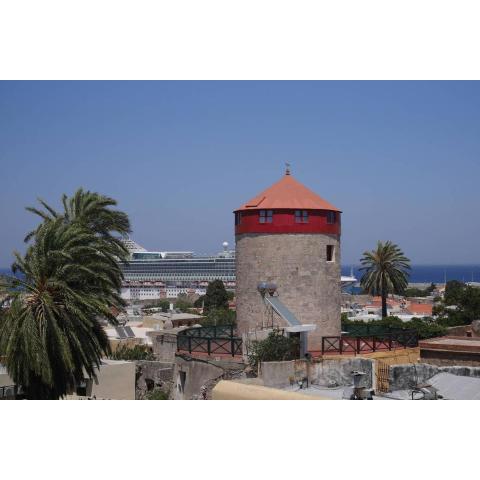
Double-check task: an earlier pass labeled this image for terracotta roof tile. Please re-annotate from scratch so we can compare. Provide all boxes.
[235,173,340,212]
[407,303,433,315]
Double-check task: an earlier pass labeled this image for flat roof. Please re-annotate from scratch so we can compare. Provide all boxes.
[420,336,480,353]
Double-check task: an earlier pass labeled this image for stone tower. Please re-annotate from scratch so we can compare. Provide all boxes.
[234,168,341,352]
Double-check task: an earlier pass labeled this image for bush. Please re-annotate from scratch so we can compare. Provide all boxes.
[110,344,155,361]
[342,316,447,340]
[247,330,299,371]
[143,299,170,312]
[144,389,169,400]
[174,300,192,312]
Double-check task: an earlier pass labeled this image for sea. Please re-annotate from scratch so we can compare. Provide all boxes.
[2,265,480,285]
[341,265,480,285]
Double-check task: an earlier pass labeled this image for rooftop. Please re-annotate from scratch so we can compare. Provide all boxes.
[420,336,480,352]
[235,172,340,212]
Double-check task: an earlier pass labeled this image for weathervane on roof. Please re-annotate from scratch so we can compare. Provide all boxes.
[285,162,291,175]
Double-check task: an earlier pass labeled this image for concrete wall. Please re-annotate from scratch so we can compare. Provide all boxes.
[236,232,341,352]
[258,358,372,389]
[172,355,246,400]
[89,361,136,400]
[1,367,16,398]
[312,358,372,388]
[2,361,136,400]
[260,360,308,388]
[172,356,225,400]
[0,366,14,388]
[388,363,480,391]
[150,332,179,362]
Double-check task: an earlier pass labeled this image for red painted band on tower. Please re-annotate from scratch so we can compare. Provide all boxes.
[235,209,341,235]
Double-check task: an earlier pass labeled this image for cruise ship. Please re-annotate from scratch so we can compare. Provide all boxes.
[120,239,236,301]
[120,238,357,301]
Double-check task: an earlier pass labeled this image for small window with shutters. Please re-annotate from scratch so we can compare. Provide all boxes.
[295,210,308,223]
[327,211,336,224]
[259,210,273,223]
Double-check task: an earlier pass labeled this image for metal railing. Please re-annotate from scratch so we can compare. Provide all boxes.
[177,325,242,357]
[178,325,235,339]
[322,330,418,355]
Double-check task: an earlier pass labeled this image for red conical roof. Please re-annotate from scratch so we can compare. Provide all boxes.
[235,173,340,212]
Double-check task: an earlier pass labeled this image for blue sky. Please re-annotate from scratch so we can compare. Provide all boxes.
[1,81,479,266]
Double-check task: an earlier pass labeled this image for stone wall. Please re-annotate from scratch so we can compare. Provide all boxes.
[172,355,245,400]
[236,232,341,352]
[388,363,480,391]
[259,358,373,389]
[135,360,174,399]
[312,358,373,388]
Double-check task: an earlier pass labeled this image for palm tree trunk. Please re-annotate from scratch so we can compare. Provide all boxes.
[381,285,388,318]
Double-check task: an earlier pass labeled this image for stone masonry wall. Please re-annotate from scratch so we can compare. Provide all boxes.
[259,358,373,389]
[135,360,174,399]
[236,232,341,351]
[388,363,480,391]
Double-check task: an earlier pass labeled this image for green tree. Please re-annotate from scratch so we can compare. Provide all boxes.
[404,287,430,298]
[359,241,411,318]
[341,316,446,340]
[435,284,480,326]
[174,293,193,312]
[194,295,205,308]
[0,190,130,399]
[25,188,130,249]
[444,280,466,306]
[204,280,229,313]
[200,308,236,327]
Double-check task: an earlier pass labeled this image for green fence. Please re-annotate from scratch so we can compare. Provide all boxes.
[341,323,411,337]
[177,324,242,357]
[178,325,236,339]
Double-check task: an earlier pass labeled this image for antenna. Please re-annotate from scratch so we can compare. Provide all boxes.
[285,162,291,175]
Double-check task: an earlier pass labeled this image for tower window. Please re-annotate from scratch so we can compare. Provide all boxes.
[327,211,336,224]
[259,210,273,223]
[295,210,308,223]
[235,212,242,225]
[326,245,335,262]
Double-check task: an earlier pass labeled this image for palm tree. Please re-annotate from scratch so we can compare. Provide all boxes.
[0,190,131,399]
[25,188,131,262]
[359,241,411,318]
